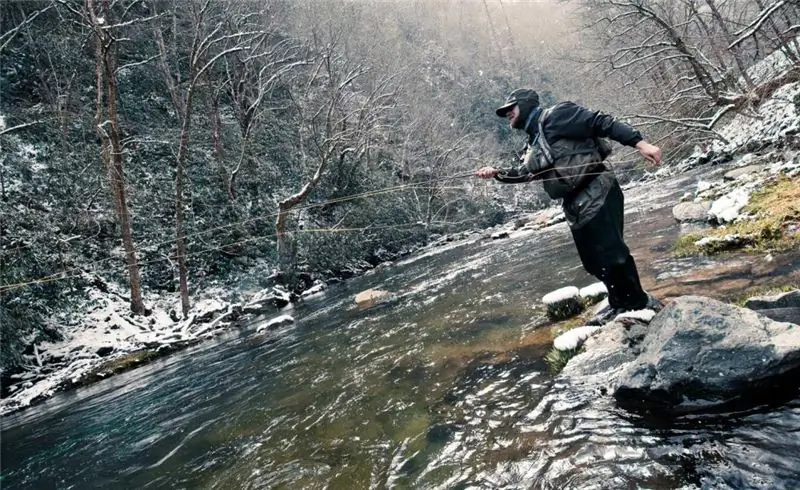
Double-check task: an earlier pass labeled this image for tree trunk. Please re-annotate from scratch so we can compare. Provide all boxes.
[174,91,195,317]
[89,0,145,314]
[704,0,756,90]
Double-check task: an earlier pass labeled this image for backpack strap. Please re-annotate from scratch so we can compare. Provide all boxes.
[537,107,556,166]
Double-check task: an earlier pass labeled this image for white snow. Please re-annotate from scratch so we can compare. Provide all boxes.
[614,309,656,323]
[256,315,295,332]
[579,282,607,301]
[0,279,291,416]
[542,286,580,305]
[553,326,600,351]
[708,187,750,223]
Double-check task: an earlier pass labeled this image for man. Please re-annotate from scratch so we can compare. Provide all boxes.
[475,89,662,325]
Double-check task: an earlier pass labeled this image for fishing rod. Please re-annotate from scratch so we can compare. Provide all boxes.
[0,161,656,294]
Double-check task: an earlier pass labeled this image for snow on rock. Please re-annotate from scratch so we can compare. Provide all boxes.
[301,281,327,298]
[579,282,608,304]
[708,187,750,224]
[543,286,584,321]
[614,309,657,323]
[542,286,580,305]
[256,315,295,333]
[553,326,600,351]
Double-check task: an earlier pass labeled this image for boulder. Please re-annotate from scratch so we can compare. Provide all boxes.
[744,289,800,311]
[614,296,800,413]
[672,201,710,222]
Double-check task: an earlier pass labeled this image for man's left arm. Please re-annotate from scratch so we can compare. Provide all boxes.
[548,102,662,165]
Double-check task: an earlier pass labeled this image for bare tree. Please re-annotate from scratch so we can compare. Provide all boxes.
[151,0,260,316]
[275,32,397,275]
[82,0,154,314]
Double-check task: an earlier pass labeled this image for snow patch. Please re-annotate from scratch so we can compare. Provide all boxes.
[708,188,750,223]
[553,326,600,351]
[542,286,580,305]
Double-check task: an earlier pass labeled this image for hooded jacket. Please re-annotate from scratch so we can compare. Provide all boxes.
[494,101,643,229]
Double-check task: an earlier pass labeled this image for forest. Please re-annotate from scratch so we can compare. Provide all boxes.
[1,0,797,372]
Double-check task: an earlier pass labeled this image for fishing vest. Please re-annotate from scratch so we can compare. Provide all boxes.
[522,104,612,200]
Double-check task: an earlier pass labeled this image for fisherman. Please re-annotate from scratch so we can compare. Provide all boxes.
[475,89,662,325]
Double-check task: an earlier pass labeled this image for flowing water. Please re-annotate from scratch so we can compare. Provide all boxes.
[2,170,799,489]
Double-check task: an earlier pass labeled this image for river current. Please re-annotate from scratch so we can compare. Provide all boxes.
[2,169,799,489]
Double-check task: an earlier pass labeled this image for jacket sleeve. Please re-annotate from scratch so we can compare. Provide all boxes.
[545,101,643,147]
[493,166,537,184]
[493,146,538,184]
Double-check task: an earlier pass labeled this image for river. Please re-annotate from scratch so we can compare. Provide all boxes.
[2,169,799,489]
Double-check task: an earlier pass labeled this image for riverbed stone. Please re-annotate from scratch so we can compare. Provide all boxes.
[723,164,764,181]
[354,289,392,309]
[744,289,800,310]
[672,201,710,222]
[614,296,800,413]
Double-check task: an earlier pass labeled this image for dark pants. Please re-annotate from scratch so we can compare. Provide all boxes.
[569,181,648,310]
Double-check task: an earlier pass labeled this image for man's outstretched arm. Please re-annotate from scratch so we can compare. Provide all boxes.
[547,102,662,165]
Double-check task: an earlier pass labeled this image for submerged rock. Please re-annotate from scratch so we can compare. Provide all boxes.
[354,289,393,309]
[614,296,800,413]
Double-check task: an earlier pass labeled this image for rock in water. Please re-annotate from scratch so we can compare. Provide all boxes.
[256,315,294,333]
[354,289,392,309]
[615,296,800,413]
[542,286,583,321]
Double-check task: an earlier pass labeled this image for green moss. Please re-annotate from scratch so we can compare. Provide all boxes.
[673,177,800,257]
[545,347,581,374]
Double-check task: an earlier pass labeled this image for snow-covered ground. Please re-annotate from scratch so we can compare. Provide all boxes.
[0,278,294,416]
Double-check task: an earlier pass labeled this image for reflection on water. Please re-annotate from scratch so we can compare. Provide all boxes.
[2,171,799,489]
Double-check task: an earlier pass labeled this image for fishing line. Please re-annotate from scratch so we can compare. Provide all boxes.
[1,161,656,293]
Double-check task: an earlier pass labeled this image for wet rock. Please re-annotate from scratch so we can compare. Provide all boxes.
[614,296,800,414]
[744,289,800,311]
[301,280,327,298]
[672,201,710,222]
[354,289,392,309]
[745,290,800,324]
[243,287,291,314]
[96,346,114,357]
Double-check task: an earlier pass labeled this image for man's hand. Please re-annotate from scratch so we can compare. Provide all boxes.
[475,166,499,179]
[636,141,662,166]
